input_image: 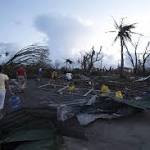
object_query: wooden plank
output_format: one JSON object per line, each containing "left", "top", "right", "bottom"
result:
{"left": 49, "top": 84, "right": 65, "bottom": 87}
{"left": 57, "top": 85, "right": 69, "bottom": 93}
{"left": 38, "top": 83, "right": 50, "bottom": 88}
{"left": 39, "top": 83, "right": 68, "bottom": 89}
{"left": 83, "top": 88, "right": 93, "bottom": 96}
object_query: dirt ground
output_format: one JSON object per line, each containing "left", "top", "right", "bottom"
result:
{"left": 63, "top": 111, "right": 150, "bottom": 150}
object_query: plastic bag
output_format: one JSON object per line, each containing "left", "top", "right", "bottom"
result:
{"left": 100, "top": 84, "right": 110, "bottom": 95}
{"left": 68, "top": 84, "right": 75, "bottom": 92}
{"left": 115, "top": 91, "right": 123, "bottom": 99}
{"left": 9, "top": 96, "right": 22, "bottom": 111}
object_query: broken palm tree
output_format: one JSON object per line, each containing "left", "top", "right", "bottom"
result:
{"left": 5, "top": 45, "right": 50, "bottom": 66}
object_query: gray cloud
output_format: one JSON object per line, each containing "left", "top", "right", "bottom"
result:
{"left": 34, "top": 14, "right": 92, "bottom": 60}
{"left": 103, "top": 54, "right": 118, "bottom": 68}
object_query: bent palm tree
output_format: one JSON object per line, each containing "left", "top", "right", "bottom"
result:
{"left": 5, "top": 45, "right": 50, "bottom": 65}
{"left": 110, "top": 18, "right": 139, "bottom": 77}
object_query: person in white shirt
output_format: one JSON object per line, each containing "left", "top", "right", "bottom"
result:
{"left": 66, "top": 72, "right": 72, "bottom": 81}
{"left": 0, "top": 65, "right": 10, "bottom": 118}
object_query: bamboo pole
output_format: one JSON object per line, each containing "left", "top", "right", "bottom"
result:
{"left": 83, "top": 88, "right": 93, "bottom": 96}
{"left": 57, "top": 85, "right": 69, "bottom": 93}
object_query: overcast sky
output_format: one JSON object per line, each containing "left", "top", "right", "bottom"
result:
{"left": 1, "top": 0, "right": 150, "bottom": 66}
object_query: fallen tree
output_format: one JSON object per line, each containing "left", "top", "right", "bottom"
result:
{"left": 3, "top": 44, "right": 51, "bottom": 77}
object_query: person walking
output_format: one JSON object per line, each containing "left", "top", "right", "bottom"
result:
{"left": 16, "top": 65, "right": 27, "bottom": 92}
{"left": 51, "top": 70, "right": 58, "bottom": 81}
{"left": 0, "top": 65, "right": 10, "bottom": 119}
{"left": 37, "top": 67, "right": 43, "bottom": 82}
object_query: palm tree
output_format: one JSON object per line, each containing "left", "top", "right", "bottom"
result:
{"left": 65, "top": 59, "right": 73, "bottom": 70}
{"left": 110, "top": 18, "right": 138, "bottom": 77}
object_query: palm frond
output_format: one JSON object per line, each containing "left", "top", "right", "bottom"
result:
{"left": 107, "top": 30, "right": 116, "bottom": 33}
{"left": 112, "top": 17, "right": 119, "bottom": 29}
{"left": 120, "top": 17, "right": 126, "bottom": 25}
{"left": 130, "top": 31, "right": 143, "bottom": 36}
{"left": 113, "top": 35, "right": 119, "bottom": 43}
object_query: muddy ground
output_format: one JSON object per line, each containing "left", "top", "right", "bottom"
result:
{"left": 63, "top": 111, "right": 150, "bottom": 150}
{"left": 4, "top": 78, "right": 150, "bottom": 150}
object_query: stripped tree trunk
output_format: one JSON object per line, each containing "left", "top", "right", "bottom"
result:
{"left": 120, "top": 37, "right": 124, "bottom": 77}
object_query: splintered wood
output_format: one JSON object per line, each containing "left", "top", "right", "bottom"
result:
{"left": 58, "top": 85, "right": 69, "bottom": 94}
{"left": 83, "top": 88, "right": 94, "bottom": 96}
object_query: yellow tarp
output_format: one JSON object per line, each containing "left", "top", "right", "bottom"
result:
{"left": 100, "top": 84, "right": 110, "bottom": 94}
{"left": 68, "top": 84, "right": 75, "bottom": 92}
{"left": 115, "top": 91, "right": 123, "bottom": 99}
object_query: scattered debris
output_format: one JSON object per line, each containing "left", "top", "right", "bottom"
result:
{"left": 38, "top": 83, "right": 50, "bottom": 88}
{"left": 83, "top": 88, "right": 94, "bottom": 97}
{"left": 55, "top": 94, "right": 142, "bottom": 125}
{"left": 77, "top": 113, "right": 118, "bottom": 125}
{"left": 3, "top": 76, "right": 150, "bottom": 149}
{"left": 135, "top": 96, "right": 142, "bottom": 100}
{"left": 0, "top": 109, "right": 62, "bottom": 150}
{"left": 135, "top": 75, "right": 150, "bottom": 82}
{"left": 79, "top": 75, "right": 90, "bottom": 81}
{"left": 58, "top": 85, "right": 69, "bottom": 94}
